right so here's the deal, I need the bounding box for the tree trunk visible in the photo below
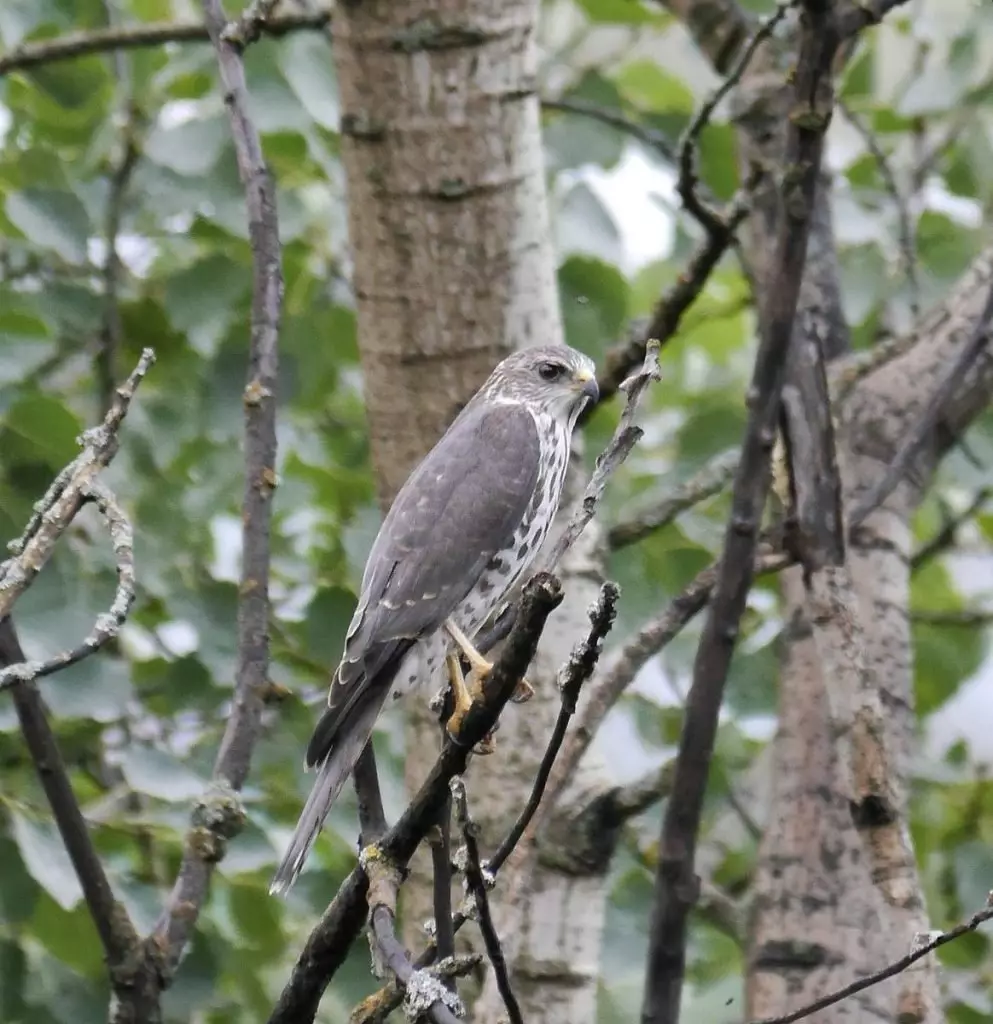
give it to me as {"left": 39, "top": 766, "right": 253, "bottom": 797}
{"left": 331, "top": 2, "right": 609, "bottom": 1019}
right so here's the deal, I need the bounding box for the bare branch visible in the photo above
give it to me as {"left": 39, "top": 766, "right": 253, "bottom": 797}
{"left": 837, "top": 98, "right": 919, "bottom": 315}
{"left": 546, "top": 546, "right": 791, "bottom": 820}
{"left": 451, "top": 777, "right": 522, "bottom": 1024}
{"left": 490, "top": 581, "right": 620, "bottom": 874}
{"left": 836, "top": 0, "right": 912, "bottom": 38}
{"left": 642, "top": 4, "right": 841, "bottom": 1018}
{"left": 0, "top": 11, "right": 332, "bottom": 78}
{"left": 0, "top": 348, "right": 154, "bottom": 619}
{"left": 541, "top": 97, "right": 679, "bottom": 164}
{"left": 849, "top": 280, "right": 993, "bottom": 530}
{"left": 910, "top": 608, "right": 993, "bottom": 628}
{"left": 364, "top": 853, "right": 462, "bottom": 1024}
{"left": 155, "top": 0, "right": 282, "bottom": 972}
{"left": 745, "top": 902, "right": 993, "bottom": 1024}
{"left": 0, "top": 352, "right": 157, "bottom": 1017}
{"left": 911, "top": 488, "right": 991, "bottom": 570}
{"left": 350, "top": 954, "right": 481, "bottom": 1024}
{"left": 357, "top": 582, "right": 621, "bottom": 1019}
{"left": 0, "top": 481, "right": 136, "bottom": 693}
{"left": 608, "top": 449, "right": 739, "bottom": 550}
{"left": 268, "top": 575, "right": 563, "bottom": 1024}
{"left": 650, "top": 0, "right": 755, "bottom": 74}
{"left": 0, "top": 619, "right": 155, "bottom": 1012}
{"left": 677, "top": 0, "right": 795, "bottom": 234}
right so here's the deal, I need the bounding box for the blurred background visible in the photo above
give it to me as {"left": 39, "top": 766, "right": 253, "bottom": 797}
{"left": 1, "top": 0, "right": 992, "bottom": 1020}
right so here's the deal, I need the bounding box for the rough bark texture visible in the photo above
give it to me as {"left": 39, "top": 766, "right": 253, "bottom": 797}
{"left": 331, "top": 3, "right": 608, "bottom": 1020}
{"left": 726, "top": 20, "right": 992, "bottom": 1024}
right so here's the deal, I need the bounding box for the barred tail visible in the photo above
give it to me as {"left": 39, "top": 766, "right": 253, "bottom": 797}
{"left": 268, "top": 692, "right": 386, "bottom": 896}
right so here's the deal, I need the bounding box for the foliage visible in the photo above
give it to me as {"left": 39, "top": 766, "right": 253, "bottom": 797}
{"left": 0, "top": 0, "right": 991, "bottom": 1022}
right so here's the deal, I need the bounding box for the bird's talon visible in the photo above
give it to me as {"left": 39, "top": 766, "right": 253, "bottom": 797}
{"left": 510, "top": 677, "right": 534, "bottom": 704}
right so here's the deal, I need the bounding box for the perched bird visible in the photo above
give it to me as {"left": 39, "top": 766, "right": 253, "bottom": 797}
{"left": 269, "top": 344, "right": 598, "bottom": 895}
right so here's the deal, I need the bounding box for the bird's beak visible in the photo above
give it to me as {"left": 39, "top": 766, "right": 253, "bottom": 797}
{"left": 575, "top": 368, "right": 599, "bottom": 406}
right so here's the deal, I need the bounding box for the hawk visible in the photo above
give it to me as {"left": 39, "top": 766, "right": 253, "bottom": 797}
{"left": 270, "top": 344, "right": 598, "bottom": 895}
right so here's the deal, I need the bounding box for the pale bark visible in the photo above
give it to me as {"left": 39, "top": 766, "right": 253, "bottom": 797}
{"left": 331, "top": 2, "right": 609, "bottom": 1020}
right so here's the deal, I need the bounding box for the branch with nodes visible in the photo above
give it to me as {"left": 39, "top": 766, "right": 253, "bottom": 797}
{"left": 0, "top": 10, "right": 332, "bottom": 78}
{"left": 0, "top": 481, "right": 136, "bottom": 694}
{"left": 353, "top": 582, "right": 620, "bottom": 1023}
{"left": 268, "top": 574, "right": 563, "bottom": 1024}
{"left": 450, "top": 777, "right": 522, "bottom": 1024}
{"left": 154, "top": 0, "right": 283, "bottom": 974}
{"left": 0, "top": 350, "right": 158, "bottom": 1019}
{"left": 641, "top": 1, "right": 841, "bottom": 1018}
{"left": 363, "top": 852, "right": 463, "bottom": 1024}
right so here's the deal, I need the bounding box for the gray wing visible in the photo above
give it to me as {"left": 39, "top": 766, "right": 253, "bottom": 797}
{"left": 304, "top": 399, "right": 542, "bottom": 766}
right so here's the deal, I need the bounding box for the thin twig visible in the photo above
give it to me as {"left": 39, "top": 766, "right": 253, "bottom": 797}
{"left": 836, "top": 0, "right": 914, "bottom": 38}
{"left": 848, "top": 280, "right": 993, "bottom": 529}
{"left": 0, "top": 348, "right": 155, "bottom": 618}
{"left": 608, "top": 449, "right": 739, "bottom": 550}
{"left": 155, "top": 0, "right": 282, "bottom": 973}
{"left": 743, "top": 902, "right": 993, "bottom": 1024}
{"left": 543, "top": 546, "right": 792, "bottom": 839}
{"left": 0, "top": 480, "right": 136, "bottom": 693}
{"left": 541, "top": 97, "right": 679, "bottom": 163}
{"left": 0, "top": 620, "right": 148, "bottom": 994}
{"left": 837, "top": 98, "right": 919, "bottom": 315}
{"left": 430, "top": 770, "right": 456, "bottom": 981}
{"left": 595, "top": 170, "right": 757, "bottom": 406}
{"left": 677, "top": 0, "right": 795, "bottom": 233}
{"left": 642, "top": 4, "right": 841, "bottom": 1018}
{"left": 0, "top": 11, "right": 332, "bottom": 77}
{"left": 911, "top": 488, "right": 991, "bottom": 570}
{"left": 490, "top": 581, "right": 620, "bottom": 873}
{"left": 451, "top": 777, "right": 522, "bottom": 1024}
{"left": 910, "top": 608, "right": 993, "bottom": 628}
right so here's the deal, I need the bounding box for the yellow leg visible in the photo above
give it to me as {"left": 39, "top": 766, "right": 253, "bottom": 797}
{"left": 445, "top": 619, "right": 492, "bottom": 678}
{"left": 445, "top": 651, "right": 495, "bottom": 754}
{"left": 444, "top": 618, "right": 534, "bottom": 704}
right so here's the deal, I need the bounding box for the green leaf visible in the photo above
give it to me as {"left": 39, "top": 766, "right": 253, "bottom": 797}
{"left": 4, "top": 189, "right": 91, "bottom": 263}
{"left": 575, "top": 0, "right": 668, "bottom": 25}
{"left": 119, "top": 746, "right": 207, "bottom": 802}
{"left": 9, "top": 811, "right": 83, "bottom": 911}
{"left": 277, "top": 33, "right": 340, "bottom": 130}
{"left": 615, "top": 60, "right": 696, "bottom": 115}
{"left": 304, "top": 585, "right": 356, "bottom": 668}
{"left": 0, "top": 391, "right": 82, "bottom": 470}
{"left": 559, "top": 254, "right": 630, "bottom": 363}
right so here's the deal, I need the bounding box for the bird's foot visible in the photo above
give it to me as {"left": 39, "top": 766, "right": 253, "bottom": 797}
{"left": 510, "top": 676, "right": 534, "bottom": 704}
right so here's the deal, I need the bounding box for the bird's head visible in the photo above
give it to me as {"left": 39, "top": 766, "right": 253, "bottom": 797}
{"left": 481, "top": 345, "right": 599, "bottom": 426}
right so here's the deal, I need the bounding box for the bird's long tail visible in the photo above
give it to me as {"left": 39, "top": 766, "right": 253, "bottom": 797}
{"left": 268, "top": 691, "right": 387, "bottom": 896}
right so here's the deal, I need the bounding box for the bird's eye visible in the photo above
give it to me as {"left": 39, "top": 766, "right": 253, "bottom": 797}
{"left": 538, "top": 361, "right": 565, "bottom": 382}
